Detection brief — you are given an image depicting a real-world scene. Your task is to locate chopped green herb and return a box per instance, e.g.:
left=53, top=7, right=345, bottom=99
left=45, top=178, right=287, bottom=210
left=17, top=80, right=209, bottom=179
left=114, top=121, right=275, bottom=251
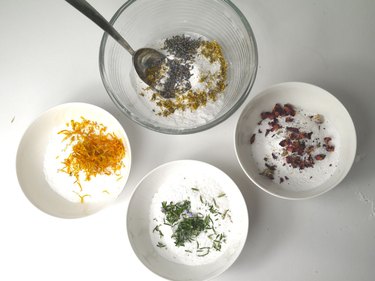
left=197, top=248, right=210, bottom=257
left=222, top=209, right=229, bottom=219
left=172, top=215, right=211, bottom=247
left=213, top=198, right=218, bottom=208
left=191, top=187, right=199, bottom=192
left=212, top=240, right=222, bottom=251
left=163, top=218, right=173, bottom=226
left=152, top=225, right=164, bottom=238
left=157, top=242, right=166, bottom=248
left=217, top=192, right=226, bottom=198
left=200, top=195, right=204, bottom=204
left=208, top=204, right=220, bottom=215
left=162, top=200, right=191, bottom=225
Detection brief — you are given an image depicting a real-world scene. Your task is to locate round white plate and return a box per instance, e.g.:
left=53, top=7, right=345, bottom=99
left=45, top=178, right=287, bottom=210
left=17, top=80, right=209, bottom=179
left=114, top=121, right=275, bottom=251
left=235, top=82, right=356, bottom=199
left=16, top=103, right=131, bottom=218
left=127, top=160, right=248, bottom=281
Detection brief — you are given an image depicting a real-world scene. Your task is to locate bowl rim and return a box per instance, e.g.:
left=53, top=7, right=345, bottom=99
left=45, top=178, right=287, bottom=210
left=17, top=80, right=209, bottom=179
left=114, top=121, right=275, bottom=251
left=99, top=0, right=258, bottom=135
left=234, top=82, right=357, bottom=200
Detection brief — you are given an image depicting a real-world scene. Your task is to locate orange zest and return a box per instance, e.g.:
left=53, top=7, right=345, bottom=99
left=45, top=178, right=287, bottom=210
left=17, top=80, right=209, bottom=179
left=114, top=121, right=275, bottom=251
left=58, top=117, right=125, bottom=190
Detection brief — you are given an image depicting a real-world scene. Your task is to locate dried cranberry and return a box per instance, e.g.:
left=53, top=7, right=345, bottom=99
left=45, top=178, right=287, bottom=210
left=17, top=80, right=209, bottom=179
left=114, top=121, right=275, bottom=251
left=286, top=127, right=300, bottom=133
left=324, top=137, right=332, bottom=144
left=272, top=103, right=284, bottom=117
left=279, top=139, right=288, bottom=147
left=315, top=154, right=326, bottom=160
left=261, top=112, right=274, bottom=120
left=284, top=104, right=296, bottom=116
left=326, top=145, right=335, bottom=152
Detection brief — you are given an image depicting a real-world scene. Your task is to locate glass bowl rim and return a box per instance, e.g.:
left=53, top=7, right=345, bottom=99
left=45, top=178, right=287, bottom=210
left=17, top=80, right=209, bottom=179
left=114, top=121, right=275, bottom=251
left=99, top=0, right=258, bottom=135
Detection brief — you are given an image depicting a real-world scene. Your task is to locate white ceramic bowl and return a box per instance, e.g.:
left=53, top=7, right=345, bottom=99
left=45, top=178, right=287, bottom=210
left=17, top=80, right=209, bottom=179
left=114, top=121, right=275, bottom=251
left=127, top=160, right=248, bottom=281
left=235, top=82, right=356, bottom=199
left=16, top=103, right=131, bottom=218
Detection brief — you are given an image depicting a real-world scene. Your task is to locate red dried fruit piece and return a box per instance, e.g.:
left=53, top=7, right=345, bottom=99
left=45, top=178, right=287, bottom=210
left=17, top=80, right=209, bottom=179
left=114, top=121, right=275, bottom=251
left=272, top=103, right=284, bottom=117
left=326, top=145, right=335, bottom=152
left=261, top=112, right=275, bottom=120
left=286, top=127, right=300, bottom=133
left=250, top=134, right=256, bottom=144
left=289, top=131, right=312, bottom=140
left=287, top=145, right=294, bottom=152
left=289, top=132, right=300, bottom=140
left=271, top=123, right=282, bottom=132
left=324, top=137, right=332, bottom=144
left=285, top=117, right=294, bottom=122
left=285, top=155, right=303, bottom=169
left=286, top=140, right=305, bottom=154
left=298, top=133, right=307, bottom=139
left=306, top=145, right=315, bottom=154
left=283, top=103, right=296, bottom=116
left=315, top=154, right=326, bottom=160
left=279, top=139, right=288, bottom=147
left=323, top=136, right=335, bottom=152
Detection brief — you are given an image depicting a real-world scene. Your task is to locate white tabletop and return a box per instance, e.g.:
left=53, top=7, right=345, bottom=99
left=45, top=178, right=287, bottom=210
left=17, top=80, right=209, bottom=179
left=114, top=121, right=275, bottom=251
left=1, top=0, right=374, bottom=280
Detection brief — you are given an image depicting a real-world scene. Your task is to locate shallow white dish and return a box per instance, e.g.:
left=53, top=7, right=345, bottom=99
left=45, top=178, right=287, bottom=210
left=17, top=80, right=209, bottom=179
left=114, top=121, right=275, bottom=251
left=16, top=103, right=131, bottom=218
left=127, top=160, right=248, bottom=281
left=235, top=82, right=356, bottom=200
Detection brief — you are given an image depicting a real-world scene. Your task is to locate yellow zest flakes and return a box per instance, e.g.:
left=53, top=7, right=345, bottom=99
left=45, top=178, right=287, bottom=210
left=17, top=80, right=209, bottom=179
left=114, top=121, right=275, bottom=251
left=58, top=117, right=126, bottom=192
left=73, top=191, right=91, bottom=204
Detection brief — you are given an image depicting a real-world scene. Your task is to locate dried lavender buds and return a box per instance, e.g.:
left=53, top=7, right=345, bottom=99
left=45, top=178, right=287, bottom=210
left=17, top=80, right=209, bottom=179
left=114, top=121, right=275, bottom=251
left=139, top=34, right=228, bottom=117
left=250, top=103, right=339, bottom=188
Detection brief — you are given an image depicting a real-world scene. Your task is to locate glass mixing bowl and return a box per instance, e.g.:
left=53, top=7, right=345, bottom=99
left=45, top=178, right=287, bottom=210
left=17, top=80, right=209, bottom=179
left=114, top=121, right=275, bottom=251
left=99, top=0, right=257, bottom=134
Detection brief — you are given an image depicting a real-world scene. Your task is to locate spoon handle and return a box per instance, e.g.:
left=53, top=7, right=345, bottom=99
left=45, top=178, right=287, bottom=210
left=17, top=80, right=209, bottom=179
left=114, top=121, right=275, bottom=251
left=66, top=0, right=135, bottom=55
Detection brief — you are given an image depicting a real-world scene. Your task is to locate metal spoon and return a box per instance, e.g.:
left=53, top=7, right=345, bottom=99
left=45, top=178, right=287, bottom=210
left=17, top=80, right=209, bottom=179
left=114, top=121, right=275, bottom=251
left=65, top=0, right=166, bottom=89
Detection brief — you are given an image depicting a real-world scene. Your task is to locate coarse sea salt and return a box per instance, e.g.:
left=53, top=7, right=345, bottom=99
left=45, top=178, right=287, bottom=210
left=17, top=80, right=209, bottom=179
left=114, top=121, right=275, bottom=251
left=43, top=123, right=127, bottom=204
left=251, top=107, right=340, bottom=191
left=149, top=176, right=233, bottom=266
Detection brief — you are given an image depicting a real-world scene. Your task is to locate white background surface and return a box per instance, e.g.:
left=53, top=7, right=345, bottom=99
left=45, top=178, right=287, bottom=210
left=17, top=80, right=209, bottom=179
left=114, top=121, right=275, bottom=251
left=1, top=0, right=374, bottom=280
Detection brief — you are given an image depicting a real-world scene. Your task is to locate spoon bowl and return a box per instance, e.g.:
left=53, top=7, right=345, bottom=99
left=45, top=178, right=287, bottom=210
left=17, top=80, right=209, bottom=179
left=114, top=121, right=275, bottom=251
left=133, top=48, right=167, bottom=90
